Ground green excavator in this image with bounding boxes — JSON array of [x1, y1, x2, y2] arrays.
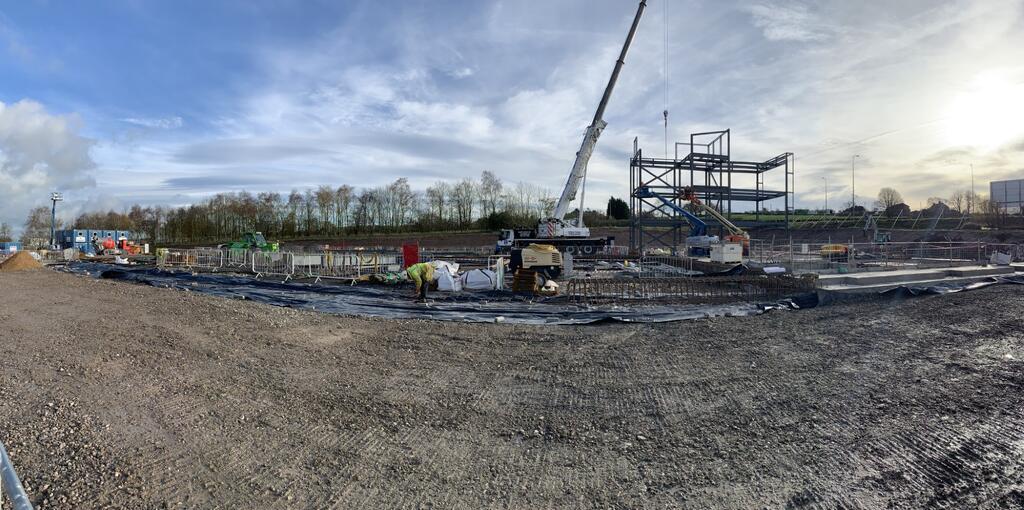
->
[[221, 232, 279, 252]]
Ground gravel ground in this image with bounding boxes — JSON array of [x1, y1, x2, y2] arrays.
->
[[1, 268, 1023, 509]]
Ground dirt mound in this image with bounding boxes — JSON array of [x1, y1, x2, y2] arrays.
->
[[0, 251, 43, 272]]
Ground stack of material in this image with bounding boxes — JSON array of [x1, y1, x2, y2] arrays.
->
[[0, 251, 43, 272], [512, 269, 539, 294]]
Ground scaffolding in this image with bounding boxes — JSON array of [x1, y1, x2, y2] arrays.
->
[[630, 129, 794, 253]]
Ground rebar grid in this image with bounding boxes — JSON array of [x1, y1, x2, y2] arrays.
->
[[565, 275, 816, 304]]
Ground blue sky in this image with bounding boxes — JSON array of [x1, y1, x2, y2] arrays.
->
[[2, 0, 1024, 229]]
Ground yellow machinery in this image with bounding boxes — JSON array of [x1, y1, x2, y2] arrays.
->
[[820, 244, 849, 261], [510, 244, 563, 280]]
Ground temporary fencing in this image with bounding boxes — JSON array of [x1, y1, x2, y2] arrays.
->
[[157, 248, 196, 268], [302, 250, 403, 281], [747, 241, 1023, 274], [222, 248, 251, 268], [1, 438, 32, 510], [26, 249, 79, 265], [637, 256, 701, 277], [192, 248, 223, 269], [252, 252, 295, 280], [565, 275, 817, 304], [420, 247, 493, 269], [156, 247, 403, 281]]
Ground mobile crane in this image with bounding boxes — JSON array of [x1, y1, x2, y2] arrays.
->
[[497, 0, 647, 255]]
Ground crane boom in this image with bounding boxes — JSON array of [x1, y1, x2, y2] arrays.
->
[[547, 0, 647, 227]]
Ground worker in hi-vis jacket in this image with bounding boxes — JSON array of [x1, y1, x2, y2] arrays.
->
[[405, 262, 435, 301]]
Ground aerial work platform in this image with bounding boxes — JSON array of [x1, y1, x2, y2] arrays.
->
[[630, 129, 794, 252]]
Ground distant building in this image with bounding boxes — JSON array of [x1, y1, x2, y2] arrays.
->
[[54, 229, 142, 253], [0, 242, 22, 253], [990, 179, 1024, 213]]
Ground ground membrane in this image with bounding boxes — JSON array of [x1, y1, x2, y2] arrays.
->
[[59, 263, 813, 324]]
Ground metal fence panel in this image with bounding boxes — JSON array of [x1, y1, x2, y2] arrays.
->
[[1, 439, 32, 510], [157, 248, 195, 268], [746, 241, 1023, 274], [252, 252, 295, 279], [192, 248, 223, 269], [222, 248, 251, 268], [304, 250, 402, 280]]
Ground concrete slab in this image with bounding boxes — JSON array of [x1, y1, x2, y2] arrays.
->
[[947, 266, 1015, 277], [819, 265, 1014, 287], [820, 268, 945, 286], [820, 275, 1000, 293], [818, 265, 1019, 293]]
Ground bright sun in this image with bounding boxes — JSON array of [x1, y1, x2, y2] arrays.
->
[[944, 71, 1024, 150]]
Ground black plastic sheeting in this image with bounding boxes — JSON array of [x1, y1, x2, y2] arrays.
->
[[58, 263, 814, 325], [878, 274, 1024, 297]]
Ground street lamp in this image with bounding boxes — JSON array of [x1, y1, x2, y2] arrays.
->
[[970, 163, 975, 215], [821, 175, 829, 211], [49, 192, 63, 249], [851, 154, 861, 209]]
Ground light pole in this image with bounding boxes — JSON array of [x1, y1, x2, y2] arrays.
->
[[851, 154, 861, 209], [821, 175, 829, 211], [970, 163, 975, 215], [49, 192, 63, 249]]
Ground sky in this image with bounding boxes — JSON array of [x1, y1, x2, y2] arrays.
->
[[2, 0, 1024, 231]]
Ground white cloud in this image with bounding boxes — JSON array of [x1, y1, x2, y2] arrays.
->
[[0, 99, 96, 231], [746, 2, 832, 42], [121, 116, 184, 129], [449, 67, 475, 79], [70, 0, 1024, 217]]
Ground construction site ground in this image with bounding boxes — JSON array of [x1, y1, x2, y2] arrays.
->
[[1, 269, 1023, 509]]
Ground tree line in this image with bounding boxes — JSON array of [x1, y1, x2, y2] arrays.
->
[[16, 171, 632, 245]]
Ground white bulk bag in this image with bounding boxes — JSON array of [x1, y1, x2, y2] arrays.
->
[[461, 269, 497, 290], [436, 267, 462, 292], [430, 260, 460, 278]]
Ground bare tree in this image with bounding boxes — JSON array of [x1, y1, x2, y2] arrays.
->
[[980, 197, 1007, 228], [876, 187, 903, 211], [21, 206, 58, 247], [451, 179, 477, 227], [386, 178, 415, 229], [334, 185, 353, 231], [352, 189, 375, 233], [478, 170, 503, 217], [949, 191, 966, 213], [0, 222, 12, 242], [425, 181, 451, 227], [315, 185, 335, 231], [965, 190, 981, 215], [286, 189, 301, 236]]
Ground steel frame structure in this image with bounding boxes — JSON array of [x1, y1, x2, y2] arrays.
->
[[630, 129, 794, 253]]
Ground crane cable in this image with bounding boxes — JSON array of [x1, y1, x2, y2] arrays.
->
[[662, 0, 669, 159]]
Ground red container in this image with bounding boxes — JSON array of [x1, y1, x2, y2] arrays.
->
[[402, 243, 419, 269]]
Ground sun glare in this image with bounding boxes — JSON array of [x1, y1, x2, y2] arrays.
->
[[943, 71, 1024, 150]]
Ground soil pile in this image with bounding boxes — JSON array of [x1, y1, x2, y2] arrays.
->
[[0, 251, 43, 272]]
